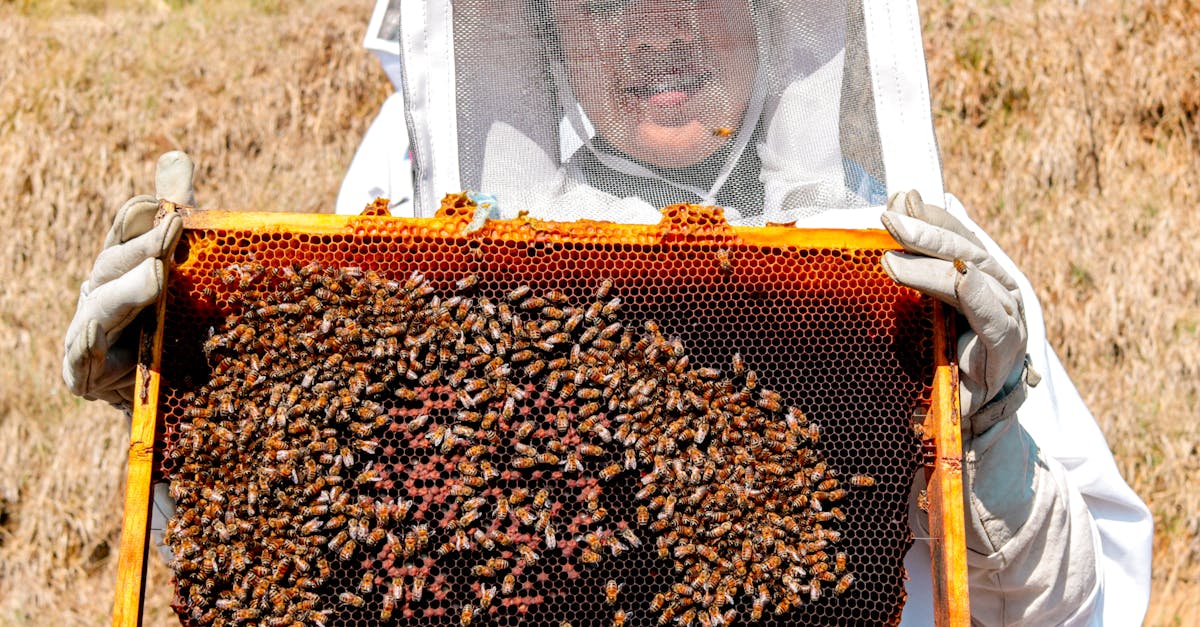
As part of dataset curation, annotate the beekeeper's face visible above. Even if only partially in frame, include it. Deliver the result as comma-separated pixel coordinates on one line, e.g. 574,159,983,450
551,0,758,168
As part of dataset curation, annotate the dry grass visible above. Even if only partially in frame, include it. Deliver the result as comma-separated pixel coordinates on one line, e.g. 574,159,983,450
0,0,1194,625
0,2,386,624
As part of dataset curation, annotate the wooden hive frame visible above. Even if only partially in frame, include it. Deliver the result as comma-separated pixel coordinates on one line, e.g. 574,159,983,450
113,200,967,626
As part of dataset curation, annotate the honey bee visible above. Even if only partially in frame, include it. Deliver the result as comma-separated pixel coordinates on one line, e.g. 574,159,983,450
501,574,517,596
517,544,540,565
381,595,396,620
701,520,731,539
751,593,767,620
524,359,547,378
601,297,622,318
559,381,578,399
411,575,426,602
545,524,557,549
580,548,602,565
456,274,480,292
457,510,482,530
561,451,583,473
395,386,419,402
674,544,696,558
337,539,358,561
229,547,249,573
514,420,536,440
427,425,450,447
849,473,876,487
299,518,323,536
339,592,365,607
503,487,527,505
539,306,564,320
327,529,349,550
415,524,431,548
460,604,476,625
712,126,734,137
710,248,735,276
419,367,443,386
576,386,602,400
660,495,677,519
518,296,546,311
448,367,469,388
462,496,487,513
592,338,615,351
506,285,532,302
612,608,627,627
480,557,508,572
356,468,382,484
578,325,600,346
599,463,623,482
595,322,621,341
395,498,414,522
825,488,849,501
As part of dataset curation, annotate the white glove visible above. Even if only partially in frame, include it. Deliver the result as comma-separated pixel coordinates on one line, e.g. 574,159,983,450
880,189,1027,419
62,151,194,410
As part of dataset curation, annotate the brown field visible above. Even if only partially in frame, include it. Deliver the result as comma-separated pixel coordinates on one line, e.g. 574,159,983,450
0,1,1195,625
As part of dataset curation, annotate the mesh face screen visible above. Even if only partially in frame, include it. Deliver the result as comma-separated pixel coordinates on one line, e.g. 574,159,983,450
154,203,930,626
448,0,886,222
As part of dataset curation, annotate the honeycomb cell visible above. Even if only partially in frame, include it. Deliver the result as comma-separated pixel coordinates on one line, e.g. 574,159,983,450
149,202,940,627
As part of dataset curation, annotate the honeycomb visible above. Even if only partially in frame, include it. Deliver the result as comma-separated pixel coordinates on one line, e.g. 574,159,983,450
149,198,938,627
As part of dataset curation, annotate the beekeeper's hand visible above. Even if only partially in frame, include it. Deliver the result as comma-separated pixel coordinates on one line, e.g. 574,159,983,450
879,190,1027,419
62,151,194,411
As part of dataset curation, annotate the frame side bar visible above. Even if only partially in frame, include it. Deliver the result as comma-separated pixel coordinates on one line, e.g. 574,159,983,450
927,302,969,625
112,276,169,626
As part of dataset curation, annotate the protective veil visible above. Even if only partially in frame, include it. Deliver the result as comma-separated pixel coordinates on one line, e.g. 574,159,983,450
397,0,941,224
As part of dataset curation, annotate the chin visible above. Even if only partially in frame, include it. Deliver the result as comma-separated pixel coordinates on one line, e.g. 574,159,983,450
629,120,723,168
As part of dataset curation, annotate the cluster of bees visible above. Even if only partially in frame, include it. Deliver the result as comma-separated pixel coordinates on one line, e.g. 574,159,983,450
616,326,869,624
165,260,868,626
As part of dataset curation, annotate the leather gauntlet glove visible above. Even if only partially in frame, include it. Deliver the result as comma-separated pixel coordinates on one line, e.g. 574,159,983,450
62,151,194,410
880,190,1028,419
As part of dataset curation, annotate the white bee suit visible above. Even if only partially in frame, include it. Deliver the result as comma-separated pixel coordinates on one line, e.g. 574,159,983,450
338,1,1152,623
336,0,414,216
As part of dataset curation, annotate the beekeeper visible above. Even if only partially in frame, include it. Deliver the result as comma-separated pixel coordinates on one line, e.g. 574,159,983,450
64,0,1152,624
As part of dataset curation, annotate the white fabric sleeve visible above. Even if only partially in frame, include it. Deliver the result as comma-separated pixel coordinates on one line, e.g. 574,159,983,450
336,92,416,217
897,194,1151,626
150,481,176,563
